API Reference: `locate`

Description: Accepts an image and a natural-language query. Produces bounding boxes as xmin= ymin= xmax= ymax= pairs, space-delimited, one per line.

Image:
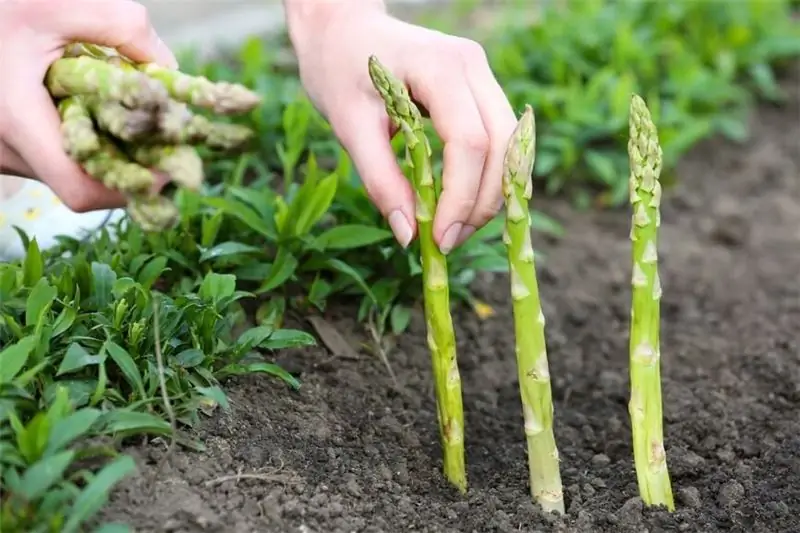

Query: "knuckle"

xmin=123 ymin=2 xmax=154 ymax=38
xmin=454 ymin=38 xmax=488 ymax=65
xmin=457 ymin=130 xmax=491 ymax=154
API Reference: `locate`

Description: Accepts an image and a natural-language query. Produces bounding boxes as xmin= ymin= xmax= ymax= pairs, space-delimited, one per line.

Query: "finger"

xmin=331 ymin=98 xmax=416 ymax=248
xmin=40 ymin=0 xmax=177 ymax=68
xmin=407 ymin=67 xmax=489 ymax=254
xmin=460 ymin=57 xmax=519 ymax=245
xmin=5 ymin=68 xmax=126 ymax=211
xmin=0 ymin=141 xmax=34 ymax=178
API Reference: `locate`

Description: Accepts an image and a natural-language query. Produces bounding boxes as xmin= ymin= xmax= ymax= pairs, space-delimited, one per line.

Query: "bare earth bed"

xmin=101 ymin=74 xmax=800 ymax=532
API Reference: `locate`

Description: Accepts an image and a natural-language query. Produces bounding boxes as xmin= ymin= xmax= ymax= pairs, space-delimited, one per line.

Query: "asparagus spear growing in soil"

xmin=501 ymin=105 xmax=564 ymax=514
xmin=57 ymin=96 xmax=100 ymax=161
xmin=627 ymin=94 xmax=675 ymax=511
xmin=367 ymin=55 xmax=467 ymax=493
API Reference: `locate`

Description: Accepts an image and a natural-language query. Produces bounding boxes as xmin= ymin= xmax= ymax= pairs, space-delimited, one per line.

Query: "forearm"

xmin=282 ymin=0 xmax=386 ymax=47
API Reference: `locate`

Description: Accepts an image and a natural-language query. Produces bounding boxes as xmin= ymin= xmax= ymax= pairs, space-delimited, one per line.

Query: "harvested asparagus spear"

xmin=46 ymin=56 xmax=169 ymax=109
xmin=49 ymin=42 xmax=263 ymax=232
xmin=368 ymin=55 xmax=467 ymax=493
xmin=127 ymin=145 xmax=204 ymax=191
xmin=502 ymin=105 xmax=564 ymax=514
xmin=57 ymin=96 xmax=100 ymax=161
xmin=627 ymin=94 xmax=674 ymax=511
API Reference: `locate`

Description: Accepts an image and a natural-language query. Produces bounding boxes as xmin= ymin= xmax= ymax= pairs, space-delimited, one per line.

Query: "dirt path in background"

xmin=101 ymin=71 xmax=800 ymax=532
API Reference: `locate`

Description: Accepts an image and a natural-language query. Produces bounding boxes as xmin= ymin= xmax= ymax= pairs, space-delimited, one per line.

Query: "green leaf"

xmin=25 ymin=278 xmax=57 ymax=328
xmin=100 ymin=411 xmax=171 ymax=437
xmin=290 ymin=173 xmax=338 ymax=237
xmin=136 ymin=256 xmax=168 ymax=290
xmin=196 ymin=386 xmax=230 ymax=411
xmin=260 ymin=329 xmax=316 ymax=350
xmin=237 ymin=325 xmax=274 ymax=350
xmin=202 ymin=197 xmax=276 ymax=240
xmin=105 ymin=342 xmax=146 ymax=399
xmin=22 ymin=238 xmax=43 ymax=287
xmin=174 ymin=348 xmax=205 ymax=368
xmin=0 ymin=336 xmax=37 ymax=384
xmin=57 ymin=343 xmax=105 ymax=376
xmin=17 ymin=450 xmax=75 ymax=501
xmin=390 ymin=305 xmax=412 ymax=335
xmin=199 ymin=241 xmax=262 ymax=262
xmin=325 ymin=259 xmax=377 ymax=305
xmin=257 ymin=248 xmax=298 ymax=293
xmin=46 ymin=408 xmax=102 ymax=456
xmin=243 ymin=362 xmax=300 ymax=390
xmin=93 ymin=524 xmax=133 ymax=533
xmin=91 ymin=262 xmax=117 ymax=310
xmin=312 ymin=225 xmax=394 ymax=250
xmin=61 ymin=455 xmax=137 ymax=533
xmin=199 ymin=272 xmax=237 ymax=303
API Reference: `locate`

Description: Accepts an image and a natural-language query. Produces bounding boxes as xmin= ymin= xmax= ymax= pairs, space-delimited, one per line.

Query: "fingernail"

xmin=439 ymin=222 xmax=463 ymax=254
xmin=456 ymin=224 xmax=476 ymax=246
xmin=151 ymin=28 xmax=178 ymax=68
xmin=388 ymin=210 xmax=413 ymax=248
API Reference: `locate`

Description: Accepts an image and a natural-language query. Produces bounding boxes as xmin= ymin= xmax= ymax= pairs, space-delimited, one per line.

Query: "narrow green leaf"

xmin=25 ymin=278 xmax=57 ymax=328
xmin=195 ymin=386 xmax=230 ymax=411
xmin=22 ymin=239 xmax=43 ymax=287
xmin=312 ymin=225 xmax=393 ymax=250
xmin=0 ymin=336 xmax=37 ymax=384
xmin=104 ymin=342 xmax=146 ymax=399
xmin=17 ymin=450 xmax=75 ymax=501
xmin=46 ymin=408 xmax=102 ymax=456
xmin=91 ymin=262 xmax=117 ymax=310
xmin=257 ymin=249 xmax=298 ymax=293
xmin=260 ymin=329 xmax=317 ymax=350
xmin=61 ymin=455 xmax=137 ymax=533
xmin=244 ymin=362 xmax=300 ymax=390
xmin=199 ymin=241 xmax=262 ymax=262
xmin=100 ymin=411 xmax=171 ymax=436
xmin=202 ymin=197 xmax=276 ymax=240
xmin=57 ymin=343 xmax=105 ymax=376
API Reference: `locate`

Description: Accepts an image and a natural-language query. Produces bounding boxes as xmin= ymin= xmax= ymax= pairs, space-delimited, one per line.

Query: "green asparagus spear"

xmin=57 ymin=96 xmax=100 ymax=161
xmin=127 ymin=145 xmax=204 ymax=191
xmin=86 ymin=98 xmax=157 ymax=142
xmin=627 ymin=94 xmax=674 ymax=511
xmin=127 ymin=194 xmax=180 ymax=232
xmin=46 ymin=56 xmax=168 ymax=109
xmin=502 ymin=105 xmax=564 ymax=514
xmin=138 ymin=63 xmax=262 ymax=115
xmin=368 ymin=55 xmax=467 ymax=493
xmin=81 ymin=135 xmax=155 ymax=194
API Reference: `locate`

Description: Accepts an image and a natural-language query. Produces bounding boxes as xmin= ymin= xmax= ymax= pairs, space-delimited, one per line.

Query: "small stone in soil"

xmin=591 ymin=453 xmax=611 ymax=467
xmin=679 ymin=486 xmax=702 ymax=508
xmin=717 ymin=480 xmax=745 ymax=507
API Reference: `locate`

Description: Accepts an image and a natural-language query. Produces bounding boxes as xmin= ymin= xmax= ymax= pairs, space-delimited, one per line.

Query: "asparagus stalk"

xmin=127 ymin=144 xmax=204 ymax=191
xmin=86 ymin=98 xmax=157 ymax=142
xmin=46 ymin=56 xmax=168 ymax=109
xmin=502 ymin=105 xmax=564 ymax=514
xmin=81 ymin=135 xmax=155 ymax=194
xmin=367 ymin=55 xmax=467 ymax=493
xmin=127 ymin=194 xmax=180 ymax=232
xmin=627 ymin=94 xmax=674 ymax=511
xmin=57 ymin=96 xmax=100 ymax=161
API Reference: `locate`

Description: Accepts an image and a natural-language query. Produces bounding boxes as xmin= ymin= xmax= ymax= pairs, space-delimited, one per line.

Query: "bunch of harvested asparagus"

xmin=47 ymin=43 xmax=262 ymax=231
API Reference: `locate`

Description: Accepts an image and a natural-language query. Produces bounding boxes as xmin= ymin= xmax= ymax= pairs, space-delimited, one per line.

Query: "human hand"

xmin=287 ymin=2 xmax=517 ymax=253
xmin=0 ymin=0 xmax=177 ymax=212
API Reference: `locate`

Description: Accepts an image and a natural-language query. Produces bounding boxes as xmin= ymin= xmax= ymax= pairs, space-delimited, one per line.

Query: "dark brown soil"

xmin=101 ymin=71 xmax=800 ymax=532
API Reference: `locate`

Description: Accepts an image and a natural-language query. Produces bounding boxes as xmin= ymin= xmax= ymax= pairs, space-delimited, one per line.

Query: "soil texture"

xmin=101 ymin=72 xmax=800 ymax=533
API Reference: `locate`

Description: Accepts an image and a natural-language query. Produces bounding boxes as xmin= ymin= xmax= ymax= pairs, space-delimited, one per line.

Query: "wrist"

xmin=283 ymin=0 xmax=386 ymax=50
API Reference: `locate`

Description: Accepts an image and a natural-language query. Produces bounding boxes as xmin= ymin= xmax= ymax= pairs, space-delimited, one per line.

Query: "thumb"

xmin=331 ymin=99 xmax=416 ymax=248
xmin=43 ymin=0 xmax=177 ymax=68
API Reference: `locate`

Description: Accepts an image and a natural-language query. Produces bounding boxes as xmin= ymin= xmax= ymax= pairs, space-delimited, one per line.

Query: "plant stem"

xmin=627 ymin=94 xmax=675 ymax=511
xmin=367 ymin=55 xmax=467 ymax=493
xmin=502 ymin=105 xmax=564 ymax=514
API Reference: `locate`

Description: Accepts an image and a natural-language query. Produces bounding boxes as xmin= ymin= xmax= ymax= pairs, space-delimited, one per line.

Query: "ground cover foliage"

xmin=1 ymin=0 xmax=798 ymax=530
